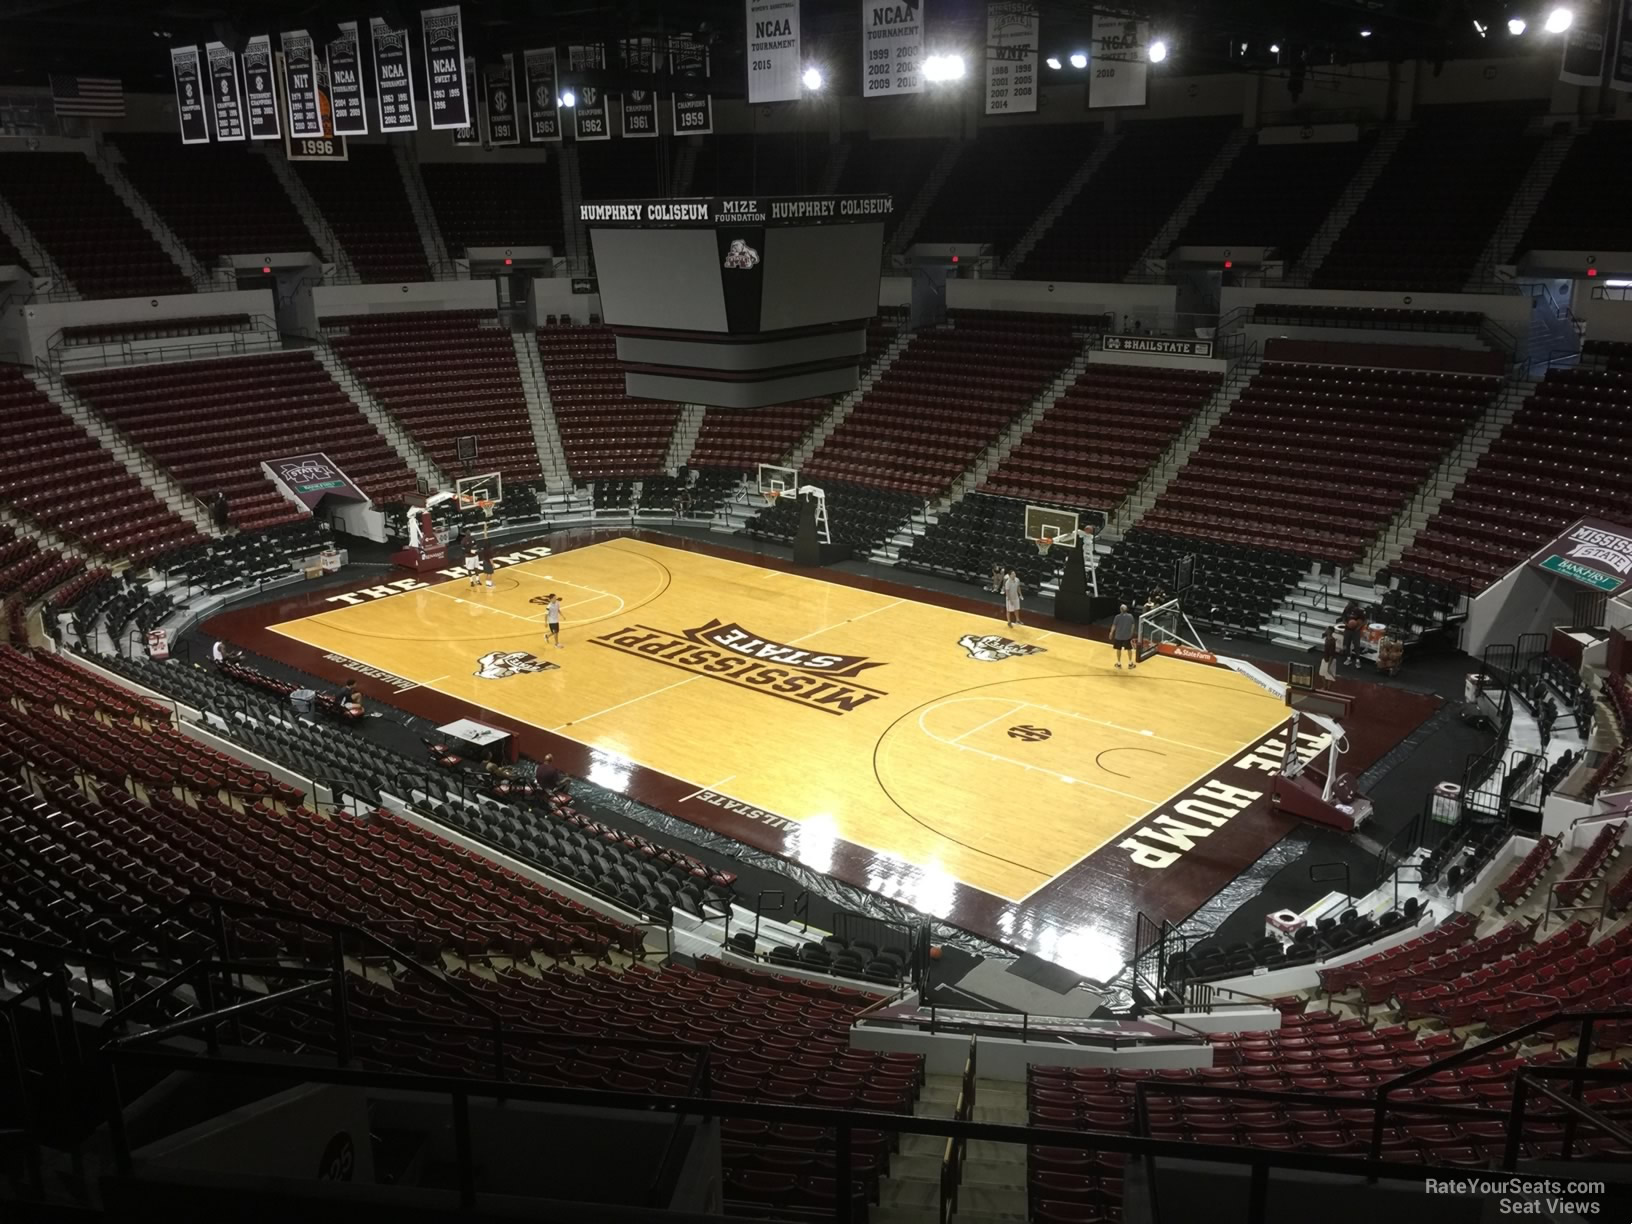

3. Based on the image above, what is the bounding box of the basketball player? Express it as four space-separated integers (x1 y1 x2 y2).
1111 604 1138 669
544 593 562 648
1001 569 1023 628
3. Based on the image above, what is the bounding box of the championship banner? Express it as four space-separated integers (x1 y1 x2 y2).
1087 15 1149 109
862 0 925 97
243 34 280 139
619 38 658 138
282 49 347 160
421 4 471 129
485 55 519 145
280 30 324 137
370 20 417 132
984 1 1038 114
670 34 713 135
1561 0 1610 84
1530 518 1632 596
171 46 210 144
205 41 245 141
328 21 367 135
746 0 801 103
452 54 482 145
1612 0 1632 90
523 47 561 141
569 44 610 141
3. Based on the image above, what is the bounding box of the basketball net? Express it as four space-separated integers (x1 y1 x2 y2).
764 488 782 506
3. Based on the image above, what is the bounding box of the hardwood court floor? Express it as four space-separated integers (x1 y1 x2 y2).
270 538 1291 904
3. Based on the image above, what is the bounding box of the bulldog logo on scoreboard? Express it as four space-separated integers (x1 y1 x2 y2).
474 650 559 679
958 633 1047 662
723 239 760 269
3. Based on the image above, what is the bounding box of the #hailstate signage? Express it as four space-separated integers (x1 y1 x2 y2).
984 0 1038 114
1531 518 1632 596
746 0 801 103
862 0 925 97
1103 334 1214 358
263 453 368 510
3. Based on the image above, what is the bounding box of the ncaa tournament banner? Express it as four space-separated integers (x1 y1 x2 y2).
569 44 611 141
670 34 713 135
1561 0 1610 84
1613 0 1632 90
205 41 245 141
327 21 367 135
451 55 481 145
171 46 210 144
485 55 520 145
421 4 471 130
619 38 659 138
1087 15 1149 109
280 30 324 137
523 47 561 141
746 0 801 103
370 20 418 132
242 34 281 139
862 0 925 97
984 1 1038 114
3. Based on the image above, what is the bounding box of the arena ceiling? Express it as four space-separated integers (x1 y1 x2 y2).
0 0 1566 90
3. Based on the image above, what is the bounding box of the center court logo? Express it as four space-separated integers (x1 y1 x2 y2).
474 650 559 679
591 618 887 715
958 633 1047 662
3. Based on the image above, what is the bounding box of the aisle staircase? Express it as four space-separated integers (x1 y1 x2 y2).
1096 353 1262 548
263 145 357 279
662 405 707 472
394 142 453 277
511 332 573 491
997 130 1125 276
1464 121 1579 290
25 371 220 538
872 1074 1029 1224
1286 123 1410 285
885 140 964 258
1131 126 1252 274
0 193 76 297
310 342 448 493
87 142 212 291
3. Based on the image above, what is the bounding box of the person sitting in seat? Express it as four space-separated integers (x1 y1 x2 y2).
342 685 365 718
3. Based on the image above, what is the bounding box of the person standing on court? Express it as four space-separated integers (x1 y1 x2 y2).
545 593 562 648
1111 604 1138 670
1340 600 1365 666
1001 569 1023 628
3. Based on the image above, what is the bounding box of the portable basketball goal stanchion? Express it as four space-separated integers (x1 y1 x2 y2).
1024 504 1098 597
1134 596 1205 663
454 471 504 545
1272 688 1373 832
756 462 830 545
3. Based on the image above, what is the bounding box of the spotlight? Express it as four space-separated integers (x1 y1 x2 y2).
1045 55 1062 69
559 90 575 108
1507 16 1527 33
1544 6 1572 32
1069 51 1087 68
1270 43 1280 53
1240 42 1248 53
1473 19 1488 36
1359 28 1372 37
923 54 966 81
1148 39 1168 62
801 65 823 90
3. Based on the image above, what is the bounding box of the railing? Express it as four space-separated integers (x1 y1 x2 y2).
937 1034 977 1224
44 312 282 375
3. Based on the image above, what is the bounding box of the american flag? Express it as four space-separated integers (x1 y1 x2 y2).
50 76 125 117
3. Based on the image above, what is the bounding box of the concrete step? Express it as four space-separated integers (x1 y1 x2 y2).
953 1211 1030 1224
896 1135 1026 1163
913 1100 957 1120
869 1208 940 1224
888 1154 944 1182
961 1158 1027 1186
948 1184 1028 1217
971 1105 1028 1126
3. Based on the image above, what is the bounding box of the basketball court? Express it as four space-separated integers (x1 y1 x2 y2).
267 536 1294 908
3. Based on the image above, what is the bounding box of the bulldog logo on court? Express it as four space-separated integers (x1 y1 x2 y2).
474 650 559 679
958 633 1047 662
723 239 760 269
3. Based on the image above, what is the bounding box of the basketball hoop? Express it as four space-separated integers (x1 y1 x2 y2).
764 488 782 507
456 494 497 520
1029 536 1053 556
